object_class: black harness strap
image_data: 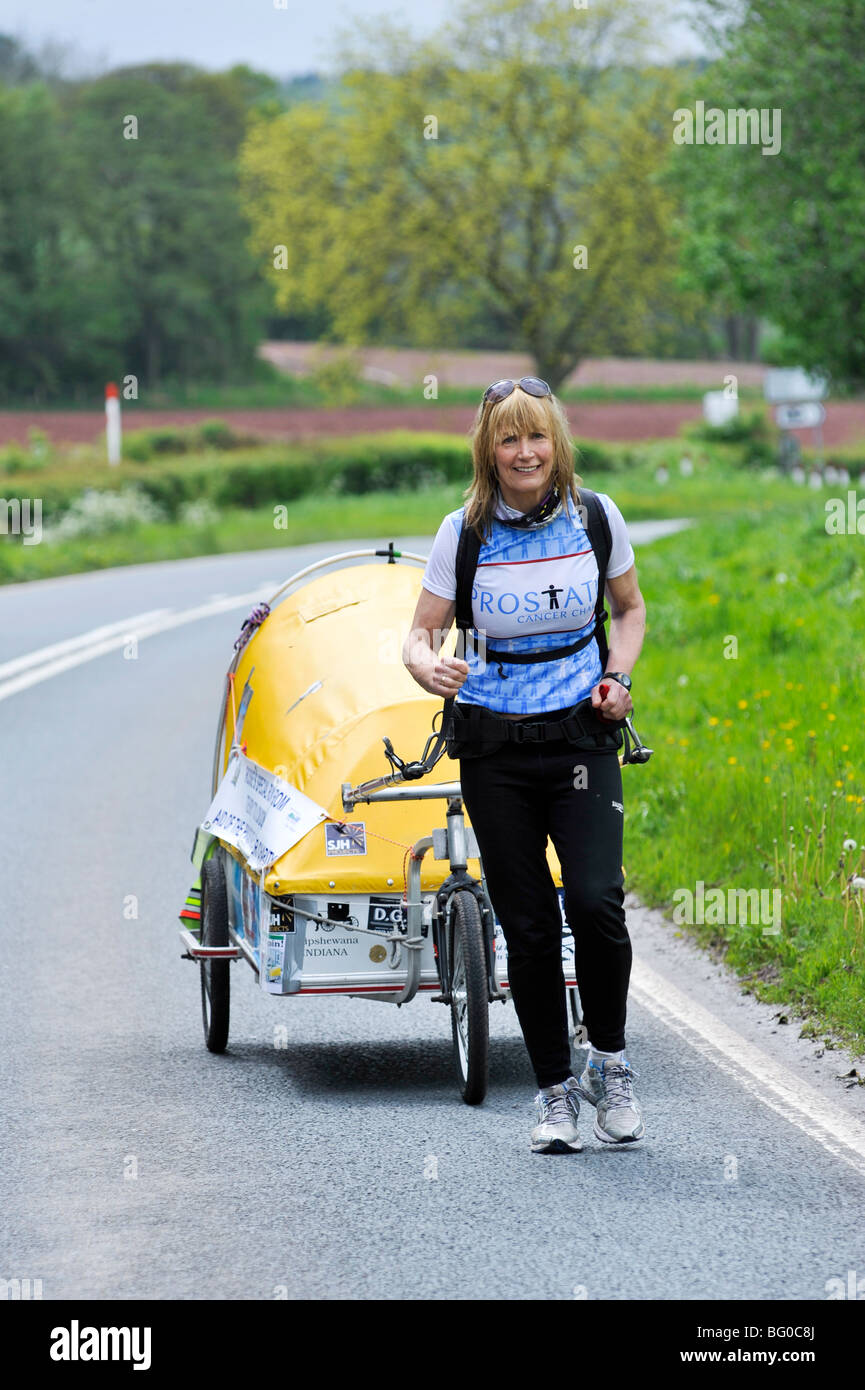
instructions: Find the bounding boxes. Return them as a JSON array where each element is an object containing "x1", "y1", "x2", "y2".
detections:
[{"x1": 454, "y1": 487, "x2": 612, "y2": 671}]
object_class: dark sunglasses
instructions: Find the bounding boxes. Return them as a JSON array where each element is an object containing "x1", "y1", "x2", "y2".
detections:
[{"x1": 482, "y1": 376, "x2": 552, "y2": 405}]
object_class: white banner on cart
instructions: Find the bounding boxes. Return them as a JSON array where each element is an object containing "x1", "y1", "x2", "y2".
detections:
[{"x1": 202, "y1": 751, "x2": 328, "y2": 872}]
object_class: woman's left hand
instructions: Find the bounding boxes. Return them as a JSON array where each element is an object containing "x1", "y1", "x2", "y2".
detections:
[{"x1": 591, "y1": 677, "x2": 633, "y2": 721}]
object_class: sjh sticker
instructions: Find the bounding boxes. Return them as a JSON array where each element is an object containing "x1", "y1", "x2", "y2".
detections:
[{"x1": 324, "y1": 822, "x2": 367, "y2": 856}]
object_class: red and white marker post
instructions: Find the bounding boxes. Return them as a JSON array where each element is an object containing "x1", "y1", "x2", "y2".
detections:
[{"x1": 105, "y1": 382, "x2": 122, "y2": 466}]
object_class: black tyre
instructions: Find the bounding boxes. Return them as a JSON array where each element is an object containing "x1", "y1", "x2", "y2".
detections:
[
  {"x1": 448, "y1": 890, "x2": 489, "y2": 1105},
  {"x1": 200, "y1": 855, "x2": 230, "y2": 1053}
]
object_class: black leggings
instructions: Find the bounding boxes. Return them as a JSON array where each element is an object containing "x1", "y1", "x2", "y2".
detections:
[{"x1": 459, "y1": 713, "x2": 631, "y2": 1089}]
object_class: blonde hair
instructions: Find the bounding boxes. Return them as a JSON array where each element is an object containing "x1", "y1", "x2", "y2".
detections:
[{"x1": 463, "y1": 386, "x2": 583, "y2": 538}]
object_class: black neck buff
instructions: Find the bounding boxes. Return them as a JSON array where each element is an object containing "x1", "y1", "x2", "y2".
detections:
[{"x1": 498, "y1": 485, "x2": 562, "y2": 530}]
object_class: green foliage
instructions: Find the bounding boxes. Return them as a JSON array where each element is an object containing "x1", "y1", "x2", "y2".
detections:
[
  {"x1": 0, "y1": 426, "x2": 640, "y2": 523},
  {"x1": 668, "y1": 0, "x2": 865, "y2": 390},
  {"x1": 240, "y1": 0, "x2": 701, "y2": 390},
  {"x1": 0, "y1": 60, "x2": 279, "y2": 400},
  {"x1": 686, "y1": 408, "x2": 776, "y2": 465}
]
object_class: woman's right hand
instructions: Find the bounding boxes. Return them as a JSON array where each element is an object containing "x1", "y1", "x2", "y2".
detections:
[{"x1": 430, "y1": 655, "x2": 469, "y2": 697}]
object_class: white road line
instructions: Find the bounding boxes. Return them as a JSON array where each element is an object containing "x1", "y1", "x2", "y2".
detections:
[
  {"x1": 0, "y1": 588, "x2": 272, "y2": 703},
  {"x1": 630, "y1": 957, "x2": 865, "y2": 1180},
  {"x1": 0, "y1": 611, "x2": 170, "y2": 680}
]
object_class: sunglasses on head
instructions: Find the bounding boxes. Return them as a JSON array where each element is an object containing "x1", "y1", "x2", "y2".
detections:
[{"x1": 482, "y1": 376, "x2": 552, "y2": 405}]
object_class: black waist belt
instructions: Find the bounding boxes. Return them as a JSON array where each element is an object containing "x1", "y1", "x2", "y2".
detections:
[{"x1": 445, "y1": 696, "x2": 625, "y2": 759}]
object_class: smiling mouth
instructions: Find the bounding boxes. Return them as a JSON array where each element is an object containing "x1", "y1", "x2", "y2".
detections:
[{"x1": 513, "y1": 464, "x2": 542, "y2": 473}]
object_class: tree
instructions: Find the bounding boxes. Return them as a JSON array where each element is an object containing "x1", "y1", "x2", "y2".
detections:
[
  {"x1": 669, "y1": 0, "x2": 865, "y2": 388},
  {"x1": 0, "y1": 82, "x2": 103, "y2": 396},
  {"x1": 240, "y1": 0, "x2": 692, "y2": 390},
  {"x1": 0, "y1": 59, "x2": 281, "y2": 400},
  {"x1": 64, "y1": 64, "x2": 275, "y2": 389}
]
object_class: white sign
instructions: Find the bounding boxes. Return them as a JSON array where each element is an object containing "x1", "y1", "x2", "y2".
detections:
[
  {"x1": 202, "y1": 752, "x2": 328, "y2": 872},
  {"x1": 775, "y1": 402, "x2": 826, "y2": 430},
  {"x1": 702, "y1": 391, "x2": 740, "y2": 427},
  {"x1": 763, "y1": 368, "x2": 828, "y2": 403}
]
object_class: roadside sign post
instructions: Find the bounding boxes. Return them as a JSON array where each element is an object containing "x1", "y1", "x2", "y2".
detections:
[
  {"x1": 763, "y1": 369, "x2": 828, "y2": 473},
  {"x1": 105, "y1": 382, "x2": 122, "y2": 466}
]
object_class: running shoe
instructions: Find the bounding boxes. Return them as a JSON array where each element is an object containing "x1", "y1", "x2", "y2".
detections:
[
  {"x1": 574, "y1": 1058, "x2": 644, "y2": 1143},
  {"x1": 530, "y1": 1077, "x2": 583, "y2": 1153}
]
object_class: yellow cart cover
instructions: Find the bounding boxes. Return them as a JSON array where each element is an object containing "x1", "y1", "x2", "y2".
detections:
[{"x1": 218, "y1": 558, "x2": 565, "y2": 896}]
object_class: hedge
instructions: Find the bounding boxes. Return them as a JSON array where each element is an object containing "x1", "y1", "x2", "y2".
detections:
[{"x1": 0, "y1": 429, "x2": 626, "y2": 525}]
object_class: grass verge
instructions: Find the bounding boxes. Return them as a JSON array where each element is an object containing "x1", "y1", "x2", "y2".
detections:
[{"x1": 623, "y1": 498, "x2": 865, "y2": 1054}]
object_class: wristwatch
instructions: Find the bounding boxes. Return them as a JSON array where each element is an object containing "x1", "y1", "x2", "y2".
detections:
[{"x1": 603, "y1": 671, "x2": 632, "y2": 692}]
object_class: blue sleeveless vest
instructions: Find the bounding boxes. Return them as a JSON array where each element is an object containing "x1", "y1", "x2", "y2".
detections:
[{"x1": 455, "y1": 491, "x2": 608, "y2": 715}]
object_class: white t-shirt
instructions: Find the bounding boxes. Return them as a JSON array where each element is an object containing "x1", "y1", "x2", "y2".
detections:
[
  {"x1": 419, "y1": 489, "x2": 635, "y2": 713},
  {"x1": 422, "y1": 490, "x2": 634, "y2": 637}
]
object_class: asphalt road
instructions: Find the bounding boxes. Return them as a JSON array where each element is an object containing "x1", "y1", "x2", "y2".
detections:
[{"x1": 2, "y1": 530, "x2": 864, "y2": 1302}]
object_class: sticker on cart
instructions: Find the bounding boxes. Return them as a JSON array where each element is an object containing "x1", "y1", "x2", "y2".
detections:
[
  {"x1": 202, "y1": 751, "x2": 328, "y2": 872},
  {"x1": 367, "y1": 896, "x2": 405, "y2": 932},
  {"x1": 265, "y1": 899, "x2": 295, "y2": 934},
  {"x1": 262, "y1": 932, "x2": 288, "y2": 994},
  {"x1": 325, "y1": 822, "x2": 367, "y2": 856}
]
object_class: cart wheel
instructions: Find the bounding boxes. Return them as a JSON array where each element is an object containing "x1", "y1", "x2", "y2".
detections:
[
  {"x1": 568, "y1": 984, "x2": 585, "y2": 1036},
  {"x1": 448, "y1": 890, "x2": 489, "y2": 1105},
  {"x1": 200, "y1": 856, "x2": 230, "y2": 1054}
]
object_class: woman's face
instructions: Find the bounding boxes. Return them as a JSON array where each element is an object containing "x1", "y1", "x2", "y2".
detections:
[{"x1": 493, "y1": 426, "x2": 555, "y2": 512}]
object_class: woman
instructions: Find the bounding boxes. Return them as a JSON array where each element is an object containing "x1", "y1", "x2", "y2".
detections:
[{"x1": 403, "y1": 378, "x2": 647, "y2": 1153}]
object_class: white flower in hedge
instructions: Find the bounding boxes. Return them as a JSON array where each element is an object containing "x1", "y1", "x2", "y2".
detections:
[
  {"x1": 179, "y1": 499, "x2": 219, "y2": 528},
  {"x1": 45, "y1": 487, "x2": 165, "y2": 542}
]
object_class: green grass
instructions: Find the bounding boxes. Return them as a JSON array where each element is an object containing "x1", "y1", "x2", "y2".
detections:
[
  {"x1": 0, "y1": 488, "x2": 470, "y2": 583},
  {"x1": 623, "y1": 500, "x2": 865, "y2": 1052}
]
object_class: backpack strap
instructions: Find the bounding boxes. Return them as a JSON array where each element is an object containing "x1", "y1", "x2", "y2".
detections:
[
  {"x1": 453, "y1": 512, "x2": 482, "y2": 661},
  {"x1": 576, "y1": 487, "x2": 613, "y2": 671}
]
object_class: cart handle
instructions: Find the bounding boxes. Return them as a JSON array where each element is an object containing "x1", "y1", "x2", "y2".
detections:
[{"x1": 342, "y1": 779, "x2": 462, "y2": 810}]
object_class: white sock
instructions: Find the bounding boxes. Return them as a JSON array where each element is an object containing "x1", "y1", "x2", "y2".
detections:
[{"x1": 589, "y1": 1046, "x2": 626, "y2": 1065}]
